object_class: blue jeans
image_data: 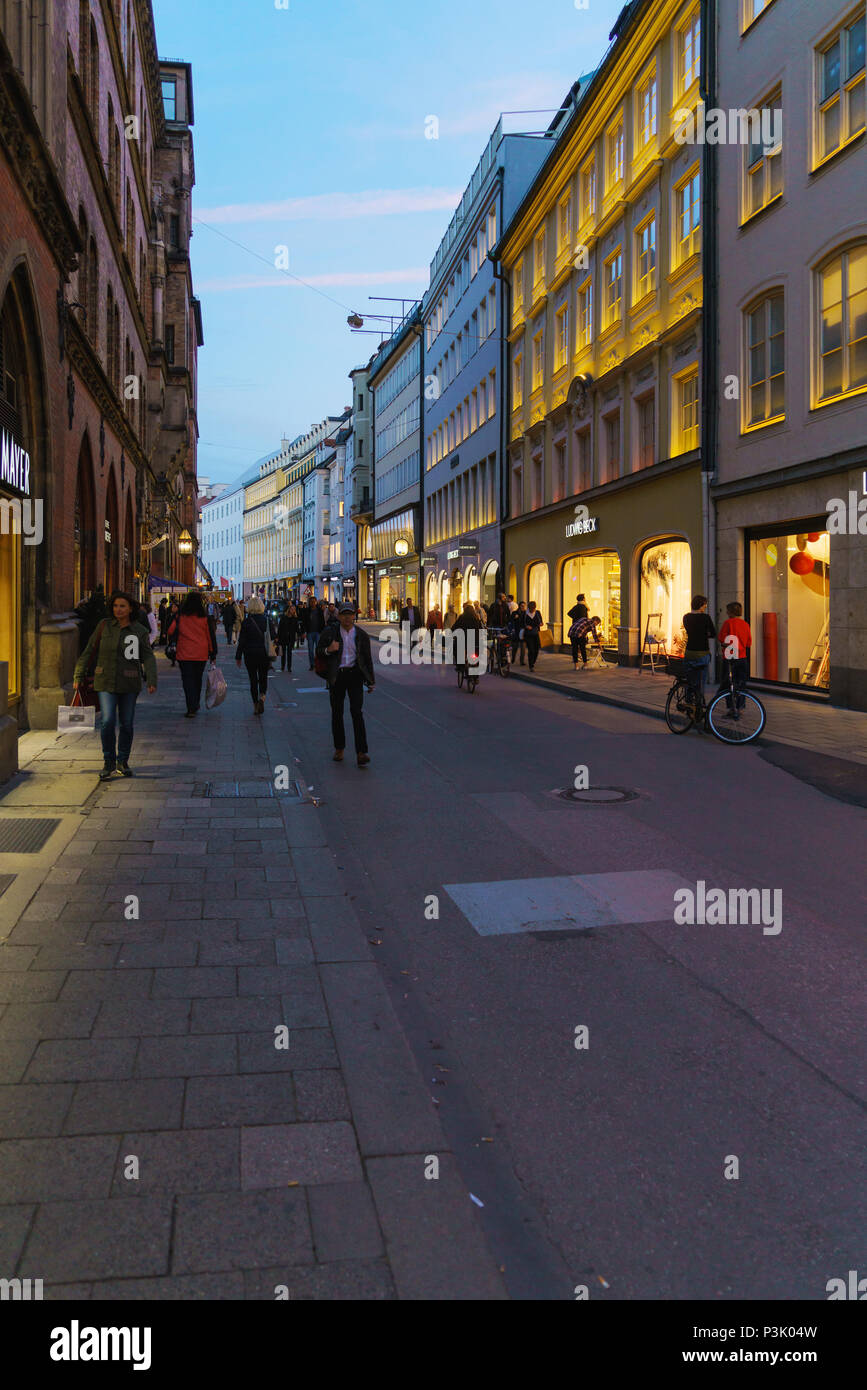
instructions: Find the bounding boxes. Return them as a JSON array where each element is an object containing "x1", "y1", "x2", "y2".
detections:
[
  {"x1": 685, "y1": 654, "x2": 711, "y2": 697},
  {"x1": 98, "y1": 691, "x2": 138, "y2": 765},
  {"x1": 307, "y1": 632, "x2": 319, "y2": 667}
]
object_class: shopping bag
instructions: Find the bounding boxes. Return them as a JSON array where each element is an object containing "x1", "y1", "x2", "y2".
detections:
[
  {"x1": 205, "y1": 664, "x2": 228, "y2": 709},
  {"x1": 58, "y1": 689, "x2": 96, "y2": 732}
]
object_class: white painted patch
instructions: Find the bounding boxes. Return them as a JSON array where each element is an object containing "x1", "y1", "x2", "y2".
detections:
[
  {"x1": 295, "y1": 687, "x2": 328, "y2": 693},
  {"x1": 443, "y1": 870, "x2": 691, "y2": 935}
]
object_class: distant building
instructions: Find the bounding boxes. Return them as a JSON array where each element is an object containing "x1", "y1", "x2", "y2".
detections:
[
  {"x1": 369, "y1": 308, "x2": 423, "y2": 620},
  {"x1": 201, "y1": 470, "x2": 251, "y2": 596}
]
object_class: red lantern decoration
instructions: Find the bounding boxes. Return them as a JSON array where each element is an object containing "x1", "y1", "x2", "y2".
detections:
[
  {"x1": 807, "y1": 531, "x2": 821, "y2": 543},
  {"x1": 790, "y1": 552, "x2": 814, "y2": 575}
]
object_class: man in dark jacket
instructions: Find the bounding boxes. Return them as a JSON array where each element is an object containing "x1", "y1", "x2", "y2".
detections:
[
  {"x1": 400, "y1": 597, "x2": 424, "y2": 633},
  {"x1": 486, "y1": 593, "x2": 510, "y2": 629},
  {"x1": 316, "y1": 603, "x2": 375, "y2": 767},
  {"x1": 305, "y1": 598, "x2": 325, "y2": 670}
]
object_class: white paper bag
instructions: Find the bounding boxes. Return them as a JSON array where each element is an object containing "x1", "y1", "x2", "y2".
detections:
[{"x1": 57, "y1": 699, "x2": 96, "y2": 732}]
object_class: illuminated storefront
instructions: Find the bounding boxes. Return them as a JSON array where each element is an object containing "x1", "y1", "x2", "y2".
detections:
[
  {"x1": 639, "y1": 540, "x2": 692, "y2": 652},
  {"x1": 562, "y1": 553, "x2": 621, "y2": 648},
  {"x1": 748, "y1": 523, "x2": 830, "y2": 689}
]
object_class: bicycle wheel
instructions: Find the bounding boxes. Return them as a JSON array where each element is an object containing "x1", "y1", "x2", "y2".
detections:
[
  {"x1": 457, "y1": 667, "x2": 464, "y2": 689},
  {"x1": 467, "y1": 675, "x2": 478, "y2": 693},
  {"x1": 499, "y1": 655, "x2": 511, "y2": 677},
  {"x1": 665, "y1": 681, "x2": 697, "y2": 734},
  {"x1": 707, "y1": 691, "x2": 765, "y2": 744}
]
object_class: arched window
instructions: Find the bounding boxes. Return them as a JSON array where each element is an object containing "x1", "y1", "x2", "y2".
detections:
[
  {"x1": 106, "y1": 283, "x2": 114, "y2": 383},
  {"x1": 744, "y1": 290, "x2": 785, "y2": 426},
  {"x1": 528, "y1": 561, "x2": 549, "y2": 620},
  {"x1": 817, "y1": 242, "x2": 867, "y2": 402},
  {"x1": 89, "y1": 19, "x2": 99, "y2": 123},
  {"x1": 77, "y1": 208, "x2": 89, "y2": 313},
  {"x1": 87, "y1": 237, "x2": 98, "y2": 344},
  {"x1": 78, "y1": 3, "x2": 90, "y2": 101}
]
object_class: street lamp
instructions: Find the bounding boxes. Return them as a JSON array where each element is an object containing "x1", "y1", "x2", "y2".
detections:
[{"x1": 178, "y1": 529, "x2": 193, "y2": 555}]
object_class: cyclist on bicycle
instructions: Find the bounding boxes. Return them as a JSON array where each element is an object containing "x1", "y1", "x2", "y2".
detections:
[
  {"x1": 452, "y1": 601, "x2": 483, "y2": 677},
  {"x1": 682, "y1": 595, "x2": 716, "y2": 700}
]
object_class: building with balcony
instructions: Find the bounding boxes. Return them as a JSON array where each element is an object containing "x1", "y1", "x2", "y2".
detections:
[{"x1": 494, "y1": 0, "x2": 708, "y2": 661}]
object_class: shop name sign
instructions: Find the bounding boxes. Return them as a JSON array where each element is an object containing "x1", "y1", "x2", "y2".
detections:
[
  {"x1": 565, "y1": 505, "x2": 599, "y2": 539},
  {"x1": 447, "y1": 541, "x2": 479, "y2": 560},
  {"x1": 1, "y1": 427, "x2": 31, "y2": 495}
]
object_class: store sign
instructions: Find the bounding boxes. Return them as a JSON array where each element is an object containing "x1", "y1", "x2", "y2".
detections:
[
  {"x1": 104, "y1": 520, "x2": 112, "y2": 544},
  {"x1": 420, "y1": 554, "x2": 437, "y2": 567},
  {"x1": 447, "y1": 541, "x2": 479, "y2": 560},
  {"x1": 362, "y1": 558, "x2": 376, "y2": 567},
  {"x1": 0, "y1": 427, "x2": 31, "y2": 496},
  {"x1": 565, "y1": 514, "x2": 599, "y2": 538}
]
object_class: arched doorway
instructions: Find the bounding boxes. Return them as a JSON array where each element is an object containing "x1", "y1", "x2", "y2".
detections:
[
  {"x1": 74, "y1": 436, "x2": 97, "y2": 604},
  {"x1": 104, "y1": 470, "x2": 120, "y2": 593},
  {"x1": 507, "y1": 564, "x2": 517, "y2": 602},
  {"x1": 123, "y1": 491, "x2": 135, "y2": 592},
  {"x1": 481, "y1": 560, "x2": 499, "y2": 609}
]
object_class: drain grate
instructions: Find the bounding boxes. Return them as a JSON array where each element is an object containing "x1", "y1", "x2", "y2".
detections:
[
  {"x1": 0, "y1": 818, "x2": 61, "y2": 852},
  {"x1": 194, "y1": 780, "x2": 302, "y2": 800},
  {"x1": 553, "y1": 787, "x2": 640, "y2": 805}
]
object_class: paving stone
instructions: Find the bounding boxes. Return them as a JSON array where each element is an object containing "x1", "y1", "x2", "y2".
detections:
[
  {"x1": 93, "y1": 1000, "x2": 191, "y2": 1037},
  {"x1": 0, "y1": 1083, "x2": 75, "y2": 1137},
  {"x1": 172, "y1": 1189, "x2": 312, "y2": 1274},
  {"x1": 239, "y1": 1029, "x2": 338, "y2": 1073},
  {"x1": 265, "y1": 865, "x2": 298, "y2": 883},
  {"x1": 25, "y1": 1038, "x2": 138, "y2": 1083},
  {"x1": 64, "y1": 1079, "x2": 185, "y2": 1135},
  {"x1": 203, "y1": 900, "x2": 273, "y2": 919},
  {"x1": 308, "y1": 1181, "x2": 384, "y2": 1261},
  {"x1": 0, "y1": 1002, "x2": 99, "y2": 1039},
  {"x1": 140, "y1": 866, "x2": 205, "y2": 884},
  {"x1": 238, "y1": 910, "x2": 306, "y2": 938},
  {"x1": 184, "y1": 1073, "x2": 296, "y2": 1129},
  {"x1": 59, "y1": 969, "x2": 153, "y2": 1000},
  {"x1": 240, "y1": 1121, "x2": 361, "y2": 1189},
  {"x1": 198, "y1": 941, "x2": 276, "y2": 967},
  {"x1": 29, "y1": 945, "x2": 120, "y2": 972},
  {"x1": 0, "y1": 1135, "x2": 119, "y2": 1201},
  {"x1": 151, "y1": 919, "x2": 240, "y2": 944},
  {"x1": 190, "y1": 997, "x2": 283, "y2": 1034},
  {"x1": 86, "y1": 920, "x2": 162, "y2": 944},
  {"x1": 0, "y1": 1203, "x2": 35, "y2": 1270},
  {"x1": 303, "y1": 896, "x2": 373, "y2": 963},
  {"x1": 0, "y1": 1041, "x2": 38, "y2": 1083},
  {"x1": 292, "y1": 1069, "x2": 351, "y2": 1123},
  {"x1": 152, "y1": 967, "x2": 236, "y2": 998},
  {"x1": 0, "y1": 973, "x2": 66, "y2": 1003},
  {"x1": 0, "y1": 946, "x2": 38, "y2": 970},
  {"x1": 20, "y1": 1198, "x2": 172, "y2": 1281},
  {"x1": 275, "y1": 938, "x2": 315, "y2": 965},
  {"x1": 136, "y1": 1035, "x2": 237, "y2": 1078},
  {"x1": 238, "y1": 965, "x2": 320, "y2": 999},
  {"x1": 115, "y1": 941, "x2": 199, "y2": 969},
  {"x1": 243, "y1": 1259, "x2": 394, "y2": 1300},
  {"x1": 88, "y1": 1272, "x2": 245, "y2": 1299},
  {"x1": 110, "y1": 1129, "x2": 240, "y2": 1196},
  {"x1": 8, "y1": 921, "x2": 94, "y2": 947}
]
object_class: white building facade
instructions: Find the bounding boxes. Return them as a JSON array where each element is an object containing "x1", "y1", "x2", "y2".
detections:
[
  {"x1": 369, "y1": 310, "x2": 423, "y2": 620},
  {"x1": 200, "y1": 471, "x2": 249, "y2": 596}
]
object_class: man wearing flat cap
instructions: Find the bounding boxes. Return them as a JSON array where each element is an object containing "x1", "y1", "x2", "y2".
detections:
[{"x1": 316, "y1": 602, "x2": 375, "y2": 767}]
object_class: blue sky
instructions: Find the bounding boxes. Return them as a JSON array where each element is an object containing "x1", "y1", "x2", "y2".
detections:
[{"x1": 151, "y1": 0, "x2": 625, "y2": 485}]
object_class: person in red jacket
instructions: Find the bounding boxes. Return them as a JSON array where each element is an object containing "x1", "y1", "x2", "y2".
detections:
[
  {"x1": 717, "y1": 601, "x2": 752, "y2": 711},
  {"x1": 168, "y1": 591, "x2": 218, "y2": 718}
]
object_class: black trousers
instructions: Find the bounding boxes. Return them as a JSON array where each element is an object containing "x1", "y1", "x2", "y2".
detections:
[
  {"x1": 280, "y1": 643, "x2": 293, "y2": 671},
  {"x1": 244, "y1": 653, "x2": 269, "y2": 702},
  {"x1": 525, "y1": 634, "x2": 541, "y2": 669},
  {"x1": 179, "y1": 660, "x2": 206, "y2": 712},
  {"x1": 570, "y1": 635, "x2": 588, "y2": 664},
  {"x1": 330, "y1": 667, "x2": 367, "y2": 753}
]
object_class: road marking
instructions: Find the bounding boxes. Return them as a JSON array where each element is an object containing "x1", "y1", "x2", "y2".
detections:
[
  {"x1": 295, "y1": 688, "x2": 328, "y2": 693},
  {"x1": 443, "y1": 870, "x2": 690, "y2": 935}
]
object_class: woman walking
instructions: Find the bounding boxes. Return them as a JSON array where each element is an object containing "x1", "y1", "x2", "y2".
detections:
[
  {"x1": 276, "y1": 604, "x2": 298, "y2": 672},
  {"x1": 169, "y1": 591, "x2": 218, "y2": 718},
  {"x1": 164, "y1": 600, "x2": 180, "y2": 665},
  {"x1": 524, "y1": 601, "x2": 544, "y2": 672},
  {"x1": 236, "y1": 596, "x2": 271, "y2": 714},
  {"x1": 222, "y1": 600, "x2": 236, "y2": 647},
  {"x1": 73, "y1": 589, "x2": 157, "y2": 780}
]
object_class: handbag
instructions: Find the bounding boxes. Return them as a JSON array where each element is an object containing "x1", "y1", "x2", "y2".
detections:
[
  {"x1": 518, "y1": 628, "x2": 526, "y2": 641},
  {"x1": 205, "y1": 664, "x2": 228, "y2": 708},
  {"x1": 58, "y1": 687, "x2": 97, "y2": 733}
]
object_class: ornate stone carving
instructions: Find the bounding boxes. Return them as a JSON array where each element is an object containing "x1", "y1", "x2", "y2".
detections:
[{"x1": 675, "y1": 332, "x2": 697, "y2": 359}]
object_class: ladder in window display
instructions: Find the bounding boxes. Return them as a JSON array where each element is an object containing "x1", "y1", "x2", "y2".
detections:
[{"x1": 802, "y1": 617, "x2": 830, "y2": 689}]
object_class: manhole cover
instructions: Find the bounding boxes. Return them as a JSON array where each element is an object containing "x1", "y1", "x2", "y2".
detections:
[
  {"x1": 194, "y1": 781, "x2": 301, "y2": 800},
  {"x1": 554, "y1": 787, "x2": 639, "y2": 805},
  {"x1": 0, "y1": 818, "x2": 61, "y2": 852}
]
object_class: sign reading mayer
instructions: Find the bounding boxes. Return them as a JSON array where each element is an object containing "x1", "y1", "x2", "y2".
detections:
[{"x1": 0, "y1": 427, "x2": 31, "y2": 496}]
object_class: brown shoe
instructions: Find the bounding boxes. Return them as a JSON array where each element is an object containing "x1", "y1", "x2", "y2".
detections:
[
  {"x1": 357, "y1": 753, "x2": 370, "y2": 767},
  {"x1": 333, "y1": 749, "x2": 344, "y2": 761}
]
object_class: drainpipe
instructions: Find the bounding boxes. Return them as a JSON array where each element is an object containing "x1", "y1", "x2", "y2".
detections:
[{"x1": 700, "y1": 0, "x2": 719, "y2": 623}]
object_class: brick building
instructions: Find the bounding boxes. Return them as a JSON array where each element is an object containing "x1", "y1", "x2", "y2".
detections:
[{"x1": 0, "y1": 0, "x2": 202, "y2": 757}]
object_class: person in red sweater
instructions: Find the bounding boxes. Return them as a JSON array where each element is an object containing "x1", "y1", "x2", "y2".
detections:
[
  {"x1": 717, "y1": 601, "x2": 752, "y2": 711},
  {"x1": 168, "y1": 591, "x2": 218, "y2": 718}
]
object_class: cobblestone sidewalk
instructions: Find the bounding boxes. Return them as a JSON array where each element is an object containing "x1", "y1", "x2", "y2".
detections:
[{"x1": 0, "y1": 642, "x2": 504, "y2": 1300}]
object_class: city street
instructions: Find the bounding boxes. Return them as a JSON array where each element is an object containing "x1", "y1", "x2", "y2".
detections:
[{"x1": 1, "y1": 631, "x2": 864, "y2": 1299}]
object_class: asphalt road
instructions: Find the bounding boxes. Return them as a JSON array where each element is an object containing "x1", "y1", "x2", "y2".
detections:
[{"x1": 273, "y1": 638, "x2": 867, "y2": 1301}]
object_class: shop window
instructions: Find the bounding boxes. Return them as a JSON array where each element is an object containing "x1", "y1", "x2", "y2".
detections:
[
  {"x1": 528, "y1": 561, "x2": 549, "y2": 620},
  {"x1": 749, "y1": 529, "x2": 830, "y2": 686},
  {"x1": 746, "y1": 292, "x2": 785, "y2": 424},
  {"x1": 640, "y1": 540, "x2": 692, "y2": 653},
  {"x1": 563, "y1": 553, "x2": 621, "y2": 647}
]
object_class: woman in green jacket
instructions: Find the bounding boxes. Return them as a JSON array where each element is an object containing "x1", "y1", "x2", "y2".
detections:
[{"x1": 73, "y1": 589, "x2": 158, "y2": 780}]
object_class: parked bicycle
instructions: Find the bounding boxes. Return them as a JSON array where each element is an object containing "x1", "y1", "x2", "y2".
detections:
[
  {"x1": 665, "y1": 656, "x2": 766, "y2": 744},
  {"x1": 486, "y1": 628, "x2": 511, "y2": 677}
]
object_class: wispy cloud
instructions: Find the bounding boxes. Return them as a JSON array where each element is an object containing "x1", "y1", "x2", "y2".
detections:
[
  {"x1": 197, "y1": 267, "x2": 429, "y2": 292},
  {"x1": 195, "y1": 188, "x2": 463, "y2": 225}
]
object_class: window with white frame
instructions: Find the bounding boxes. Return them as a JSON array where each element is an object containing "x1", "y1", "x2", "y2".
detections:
[
  {"x1": 578, "y1": 280, "x2": 593, "y2": 348},
  {"x1": 818, "y1": 243, "x2": 867, "y2": 400},
  {"x1": 816, "y1": 10, "x2": 865, "y2": 162},
  {"x1": 678, "y1": 9, "x2": 701, "y2": 96},
  {"x1": 513, "y1": 259, "x2": 524, "y2": 319},
  {"x1": 488, "y1": 204, "x2": 497, "y2": 248},
  {"x1": 746, "y1": 291, "x2": 785, "y2": 424},
  {"x1": 470, "y1": 241, "x2": 478, "y2": 277},
  {"x1": 677, "y1": 371, "x2": 700, "y2": 451},
  {"x1": 745, "y1": 94, "x2": 782, "y2": 217},
  {"x1": 533, "y1": 329, "x2": 544, "y2": 389},
  {"x1": 555, "y1": 303, "x2": 569, "y2": 371},
  {"x1": 488, "y1": 288, "x2": 496, "y2": 338},
  {"x1": 637, "y1": 70, "x2": 658, "y2": 149},
  {"x1": 744, "y1": 0, "x2": 773, "y2": 25},
  {"x1": 604, "y1": 250, "x2": 623, "y2": 327},
  {"x1": 558, "y1": 192, "x2": 573, "y2": 254},
  {"x1": 636, "y1": 216, "x2": 657, "y2": 300},
  {"x1": 607, "y1": 118, "x2": 625, "y2": 188},
  {"x1": 534, "y1": 227, "x2": 546, "y2": 288},
  {"x1": 581, "y1": 158, "x2": 597, "y2": 223},
  {"x1": 675, "y1": 167, "x2": 701, "y2": 263}
]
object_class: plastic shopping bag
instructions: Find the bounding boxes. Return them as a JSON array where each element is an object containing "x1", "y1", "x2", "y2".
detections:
[
  {"x1": 57, "y1": 689, "x2": 96, "y2": 732},
  {"x1": 206, "y1": 664, "x2": 228, "y2": 709}
]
